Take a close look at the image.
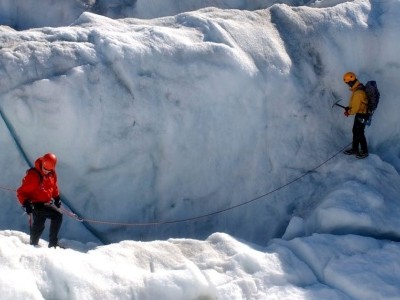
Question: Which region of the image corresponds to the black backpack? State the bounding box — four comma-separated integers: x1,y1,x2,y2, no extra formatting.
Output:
364,80,380,115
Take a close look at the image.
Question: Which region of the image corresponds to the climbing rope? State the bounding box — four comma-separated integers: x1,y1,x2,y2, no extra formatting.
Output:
1,142,351,227
0,185,17,192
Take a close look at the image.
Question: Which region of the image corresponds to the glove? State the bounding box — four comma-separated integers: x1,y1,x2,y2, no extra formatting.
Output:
23,200,33,214
54,196,61,208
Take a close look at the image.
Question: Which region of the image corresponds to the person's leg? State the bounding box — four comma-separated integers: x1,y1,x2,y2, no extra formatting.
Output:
354,117,368,153
359,126,368,154
344,118,360,155
30,210,46,245
352,118,360,152
48,210,63,247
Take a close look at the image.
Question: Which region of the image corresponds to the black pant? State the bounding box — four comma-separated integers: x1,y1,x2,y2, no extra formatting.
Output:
30,205,63,246
352,114,368,153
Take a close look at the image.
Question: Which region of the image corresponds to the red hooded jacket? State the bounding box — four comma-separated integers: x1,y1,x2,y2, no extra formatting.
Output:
17,157,60,205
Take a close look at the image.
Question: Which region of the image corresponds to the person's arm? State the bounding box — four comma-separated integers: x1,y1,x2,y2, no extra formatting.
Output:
348,90,364,115
17,170,41,205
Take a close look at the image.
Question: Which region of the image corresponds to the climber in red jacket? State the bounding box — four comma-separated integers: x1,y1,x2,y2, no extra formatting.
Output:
17,153,63,248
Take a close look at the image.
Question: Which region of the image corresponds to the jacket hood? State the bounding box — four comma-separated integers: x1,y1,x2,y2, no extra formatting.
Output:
34,158,46,176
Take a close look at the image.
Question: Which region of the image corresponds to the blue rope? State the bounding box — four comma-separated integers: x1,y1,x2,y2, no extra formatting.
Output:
0,108,32,167
0,107,108,244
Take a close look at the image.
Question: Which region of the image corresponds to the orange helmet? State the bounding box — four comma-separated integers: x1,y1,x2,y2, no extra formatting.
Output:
343,72,357,83
42,153,57,170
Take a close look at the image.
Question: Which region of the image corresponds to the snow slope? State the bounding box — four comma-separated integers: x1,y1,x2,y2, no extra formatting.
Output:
2,230,400,300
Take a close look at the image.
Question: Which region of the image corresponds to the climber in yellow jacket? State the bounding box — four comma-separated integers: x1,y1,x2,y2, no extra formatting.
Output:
342,72,369,159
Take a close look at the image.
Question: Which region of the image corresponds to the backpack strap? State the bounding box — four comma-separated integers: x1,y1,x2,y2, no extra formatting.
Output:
355,83,365,91
355,83,368,106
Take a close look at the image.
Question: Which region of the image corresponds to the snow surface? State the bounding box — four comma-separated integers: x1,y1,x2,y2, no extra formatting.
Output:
1,0,400,299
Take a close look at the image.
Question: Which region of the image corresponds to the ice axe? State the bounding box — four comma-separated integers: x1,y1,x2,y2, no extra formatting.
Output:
332,100,347,110
330,91,347,110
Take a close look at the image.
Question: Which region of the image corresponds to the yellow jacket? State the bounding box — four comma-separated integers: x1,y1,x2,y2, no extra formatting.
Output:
347,81,368,115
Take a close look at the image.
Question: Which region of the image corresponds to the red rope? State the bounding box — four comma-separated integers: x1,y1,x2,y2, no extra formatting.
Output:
0,185,17,192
